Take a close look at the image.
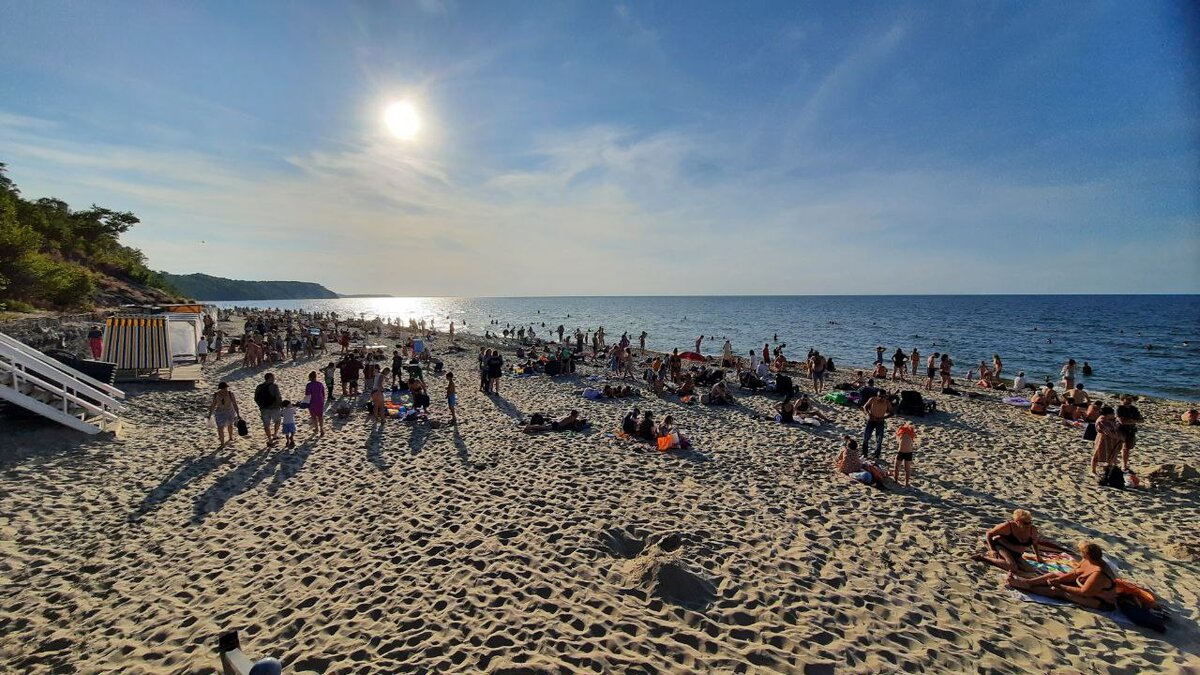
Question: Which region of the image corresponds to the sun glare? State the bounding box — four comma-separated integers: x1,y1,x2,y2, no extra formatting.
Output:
384,101,421,140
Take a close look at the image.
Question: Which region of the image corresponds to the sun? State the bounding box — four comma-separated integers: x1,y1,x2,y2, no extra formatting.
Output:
384,101,421,140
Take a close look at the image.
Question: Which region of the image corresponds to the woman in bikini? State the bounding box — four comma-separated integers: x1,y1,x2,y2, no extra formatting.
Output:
974,509,1044,572
1007,542,1119,611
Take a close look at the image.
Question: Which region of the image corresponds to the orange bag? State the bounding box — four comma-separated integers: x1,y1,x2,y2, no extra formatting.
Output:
1115,579,1156,606
657,435,672,451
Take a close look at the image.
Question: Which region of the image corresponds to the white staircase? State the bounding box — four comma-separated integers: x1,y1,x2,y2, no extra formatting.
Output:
0,331,125,434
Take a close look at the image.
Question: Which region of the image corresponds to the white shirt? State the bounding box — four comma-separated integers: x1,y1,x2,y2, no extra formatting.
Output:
1013,375,1026,390
196,339,208,354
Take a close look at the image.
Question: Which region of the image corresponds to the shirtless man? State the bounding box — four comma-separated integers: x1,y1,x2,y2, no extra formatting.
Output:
924,353,940,392
862,389,892,460
808,351,828,394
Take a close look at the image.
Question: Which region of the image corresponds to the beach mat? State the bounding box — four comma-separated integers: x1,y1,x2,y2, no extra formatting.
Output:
1006,589,1136,627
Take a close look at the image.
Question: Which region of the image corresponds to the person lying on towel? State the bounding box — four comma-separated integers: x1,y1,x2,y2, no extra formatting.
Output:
1006,541,1119,612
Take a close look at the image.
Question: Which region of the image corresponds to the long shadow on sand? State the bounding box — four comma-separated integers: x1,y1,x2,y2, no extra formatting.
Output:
190,442,307,524
128,448,226,522
487,393,525,421
365,424,388,471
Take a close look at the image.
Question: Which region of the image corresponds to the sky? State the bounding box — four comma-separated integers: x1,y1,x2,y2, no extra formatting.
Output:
0,0,1197,296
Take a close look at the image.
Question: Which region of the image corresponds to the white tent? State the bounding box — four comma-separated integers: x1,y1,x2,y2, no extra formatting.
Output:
166,313,204,362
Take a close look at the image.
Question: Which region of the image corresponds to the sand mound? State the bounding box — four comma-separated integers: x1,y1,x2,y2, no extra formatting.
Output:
1145,463,1200,488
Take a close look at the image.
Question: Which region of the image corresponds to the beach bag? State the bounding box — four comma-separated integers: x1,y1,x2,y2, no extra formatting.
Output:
1082,422,1097,441
235,418,249,437
823,391,849,405
775,375,795,396
1116,596,1167,633
1099,466,1125,489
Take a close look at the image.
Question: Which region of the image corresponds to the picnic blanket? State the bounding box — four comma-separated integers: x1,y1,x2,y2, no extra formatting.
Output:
1003,396,1031,407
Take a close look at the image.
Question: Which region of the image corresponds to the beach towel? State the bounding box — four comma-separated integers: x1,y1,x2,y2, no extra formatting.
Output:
1005,589,1137,627
1003,396,1031,407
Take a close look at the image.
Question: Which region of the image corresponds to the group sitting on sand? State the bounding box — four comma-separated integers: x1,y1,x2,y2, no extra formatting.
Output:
619,407,692,451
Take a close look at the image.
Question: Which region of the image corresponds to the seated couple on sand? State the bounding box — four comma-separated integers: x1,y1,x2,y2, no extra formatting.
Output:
973,510,1141,615
523,410,589,433
776,394,831,424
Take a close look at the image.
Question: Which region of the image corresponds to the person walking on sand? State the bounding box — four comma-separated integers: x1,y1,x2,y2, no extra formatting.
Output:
305,371,326,436
924,353,939,392
910,348,920,382
893,421,916,486
445,371,458,425
639,331,647,353
254,373,283,445
207,381,240,448
197,335,209,365
280,400,298,448
862,388,892,460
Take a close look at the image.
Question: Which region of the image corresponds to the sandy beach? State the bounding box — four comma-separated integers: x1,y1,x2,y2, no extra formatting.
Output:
2,323,1199,674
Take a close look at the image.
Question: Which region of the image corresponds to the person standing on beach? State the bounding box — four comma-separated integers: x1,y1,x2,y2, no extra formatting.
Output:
87,325,104,359
322,362,336,402
207,381,240,448
197,335,209,365
992,354,1003,379
370,367,389,423
722,340,733,367
891,348,907,381
939,354,953,389
1061,359,1077,391
875,346,886,366
862,388,892,460
808,351,827,394
893,421,916,486
445,371,458,425
254,373,283,445
213,331,224,361
762,343,770,366
925,353,939,391
305,371,326,436
696,335,704,354
486,349,504,394
1116,395,1142,462
910,348,920,381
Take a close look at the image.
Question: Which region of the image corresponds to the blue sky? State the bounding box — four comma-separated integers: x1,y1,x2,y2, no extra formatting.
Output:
1,0,1197,295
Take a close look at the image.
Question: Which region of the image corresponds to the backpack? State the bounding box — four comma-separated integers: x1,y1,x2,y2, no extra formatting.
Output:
898,390,926,416
253,383,276,408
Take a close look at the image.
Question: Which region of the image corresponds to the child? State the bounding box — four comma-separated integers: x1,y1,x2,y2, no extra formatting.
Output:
323,362,336,402
894,421,916,486
445,371,458,425
281,400,297,449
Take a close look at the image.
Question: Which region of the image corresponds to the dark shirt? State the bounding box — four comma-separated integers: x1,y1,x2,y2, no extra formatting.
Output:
486,355,503,377
253,382,281,410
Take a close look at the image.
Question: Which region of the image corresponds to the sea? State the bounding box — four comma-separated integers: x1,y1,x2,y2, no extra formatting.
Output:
214,295,1200,401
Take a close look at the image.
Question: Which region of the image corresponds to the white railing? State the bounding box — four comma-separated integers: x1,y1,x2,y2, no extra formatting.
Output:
0,332,124,434
0,332,125,399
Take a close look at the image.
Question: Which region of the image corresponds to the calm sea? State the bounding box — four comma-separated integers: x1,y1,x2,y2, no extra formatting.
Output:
215,296,1200,401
